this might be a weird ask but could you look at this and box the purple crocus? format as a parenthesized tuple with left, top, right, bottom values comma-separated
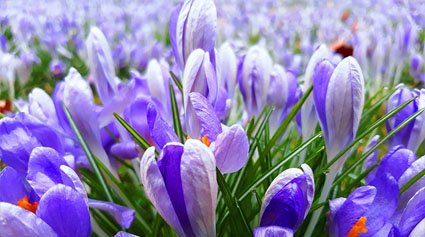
(147, 92, 249, 174)
(327, 146, 425, 237)
(49, 59, 66, 77)
(140, 139, 217, 236)
(267, 65, 298, 133)
(170, 0, 217, 68)
(238, 45, 273, 117)
(254, 164, 314, 237)
(386, 88, 425, 153)
(300, 44, 333, 141)
(307, 56, 365, 235)
(218, 42, 238, 99)
(183, 49, 218, 137)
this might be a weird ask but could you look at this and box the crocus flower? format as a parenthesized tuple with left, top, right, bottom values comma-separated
(49, 59, 66, 77)
(386, 88, 425, 153)
(170, 0, 217, 68)
(300, 44, 333, 141)
(218, 42, 237, 99)
(267, 65, 298, 133)
(307, 56, 365, 235)
(238, 45, 273, 117)
(140, 139, 217, 236)
(147, 92, 249, 174)
(61, 68, 114, 173)
(254, 164, 314, 237)
(327, 149, 425, 237)
(183, 49, 218, 137)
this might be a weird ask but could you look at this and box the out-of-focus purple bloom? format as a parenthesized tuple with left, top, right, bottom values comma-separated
(140, 140, 217, 236)
(218, 42, 237, 99)
(267, 65, 298, 133)
(254, 164, 314, 236)
(301, 44, 333, 141)
(171, 0, 217, 68)
(238, 46, 272, 117)
(62, 68, 114, 173)
(183, 49, 218, 137)
(86, 27, 118, 105)
(49, 59, 66, 77)
(410, 53, 423, 76)
(386, 88, 425, 152)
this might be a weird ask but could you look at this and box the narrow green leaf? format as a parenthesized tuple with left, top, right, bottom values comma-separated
(169, 81, 185, 142)
(345, 164, 378, 193)
(170, 71, 183, 93)
(61, 103, 114, 203)
(113, 112, 152, 151)
(400, 165, 425, 194)
(261, 85, 313, 158)
(316, 96, 417, 177)
(310, 200, 328, 212)
(216, 168, 252, 235)
(333, 108, 425, 187)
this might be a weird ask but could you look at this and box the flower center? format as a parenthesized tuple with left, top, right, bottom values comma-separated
(17, 196, 38, 214)
(187, 135, 210, 147)
(347, 216, 367, 237)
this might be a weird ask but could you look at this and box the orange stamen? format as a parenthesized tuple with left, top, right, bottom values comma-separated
(17, 196, 38, 214)
(347, 216, 368, 237)
(186, 135, 211, 147)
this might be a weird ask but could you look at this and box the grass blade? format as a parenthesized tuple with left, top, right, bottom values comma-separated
(169, 80, 185, 142)
(170, 71, 183, 93)
(113, 112, 151, 151)
(400, 164, 425, 194)
(62, 102, 114, 203)
(216, 168, 252, 235)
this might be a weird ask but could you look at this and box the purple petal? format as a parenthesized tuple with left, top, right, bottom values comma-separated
(254, 226, 294, 237)
(211, 124, 248, 173)
(114, 231, 138, 237)
(26, 147, 68, 197)
(0, 202, 56, 236)
(86, 27, 117, 104)
(375, 145, 416, 182)
(333, 185, 376, 236)
(28, 88, 59, 130)
(189, 92, 222, 141)
(36, 184, 91, 237)
(170, 2, 184, 68)
(147, 103, 179, 149)
(398, 156, 425, 208)
(218, 42, 237, 98)
(110, 141, 139, 159)
(59, 165, 88, 203)
(181, 139, 217, 236)
(88, 199, 135, 229)
(313, 59, 335, 141)
(327, 197, 347, 236)
(139, 147, 184, 235)
(364, 174, 399, 235)
(0, 167, 27, 204)
(157, 142, 194, 236)
(398, 187, 425, 236)
(325, 57, 364, 162)
(62, 68, 112, 172)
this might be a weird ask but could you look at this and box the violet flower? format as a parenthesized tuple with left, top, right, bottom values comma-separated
(140, 139, 217, 236)
(238, 46, 273, 117)
(386, 88, 425, 153)
(170, 0, 217, 68)
(307, 56, 365, 235)
(254, 164, 314, 237)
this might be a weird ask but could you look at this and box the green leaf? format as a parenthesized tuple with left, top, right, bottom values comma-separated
(61, 103, 114, 203)
(170, 71, 183, 93)
(216, 168, 252, 235)
(169, 81, 185, 143)
(332, 107, 425, 187)
(316, 96, 418, 177)
(400, 162, 425, 194)
(113, 112, 152, 152)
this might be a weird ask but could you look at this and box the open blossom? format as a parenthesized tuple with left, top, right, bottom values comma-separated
(140, 140, 217, 236)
